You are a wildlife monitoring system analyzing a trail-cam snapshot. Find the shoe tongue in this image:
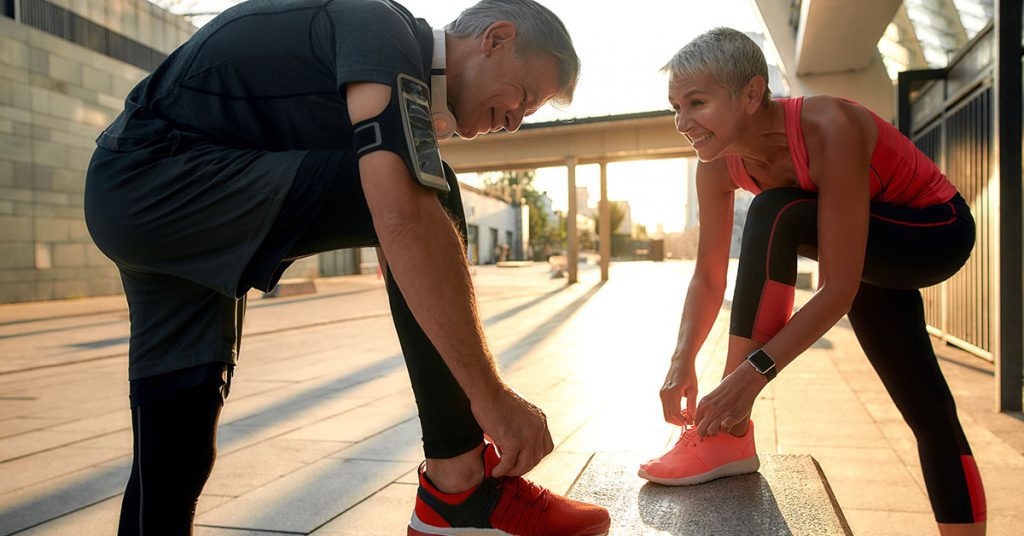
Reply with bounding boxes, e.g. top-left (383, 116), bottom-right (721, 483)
top-left (483, 442), bottom-right (502, 477)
